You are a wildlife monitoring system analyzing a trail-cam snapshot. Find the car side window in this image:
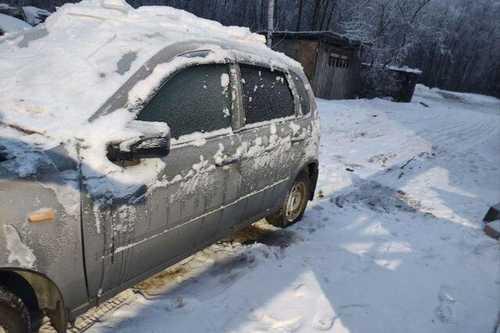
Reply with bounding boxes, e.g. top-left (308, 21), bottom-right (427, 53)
top-left (137, 64), bottom-right (232, 139)
top-left (240, 65), bottom-right (295, 125)
top-left (293, 74), bottom-right (311, 115)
